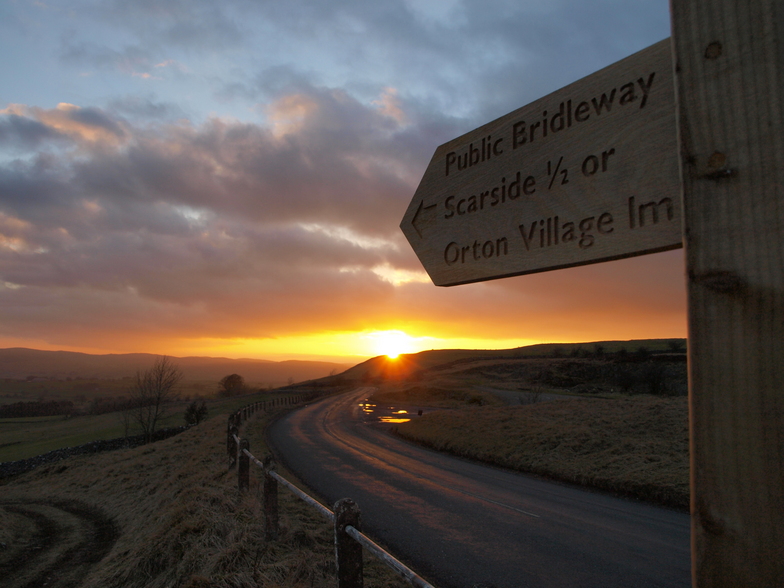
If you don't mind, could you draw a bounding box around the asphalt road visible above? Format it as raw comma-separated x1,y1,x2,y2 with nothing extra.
268,387,691,588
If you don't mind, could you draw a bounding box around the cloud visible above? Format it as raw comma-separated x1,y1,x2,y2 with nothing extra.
60,40,155,76
0,112,69,151
0,0,682,355
107,96,185,121
1,103,126,147
95,0,246,51
0,86,435,346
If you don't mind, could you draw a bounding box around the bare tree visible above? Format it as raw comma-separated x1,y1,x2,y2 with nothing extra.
131,356,183,442
118,405,133,439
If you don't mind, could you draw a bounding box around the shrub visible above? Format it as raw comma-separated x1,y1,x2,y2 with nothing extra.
184,400,208,425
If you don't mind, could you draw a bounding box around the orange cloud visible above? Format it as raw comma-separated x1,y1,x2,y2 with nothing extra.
373,88,407,124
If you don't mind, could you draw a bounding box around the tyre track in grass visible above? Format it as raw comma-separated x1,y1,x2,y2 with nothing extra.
0,499,120,588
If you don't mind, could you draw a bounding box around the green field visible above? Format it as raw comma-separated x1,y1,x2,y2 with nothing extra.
0,377,241,406
0,390,294,463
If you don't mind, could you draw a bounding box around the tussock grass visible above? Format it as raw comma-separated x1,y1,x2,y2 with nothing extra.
395,396,689,509
2,409,409,588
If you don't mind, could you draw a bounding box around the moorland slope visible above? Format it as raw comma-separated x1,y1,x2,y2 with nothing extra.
0,348,352,385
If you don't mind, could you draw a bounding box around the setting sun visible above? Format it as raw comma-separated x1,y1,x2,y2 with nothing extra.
369,330,415,359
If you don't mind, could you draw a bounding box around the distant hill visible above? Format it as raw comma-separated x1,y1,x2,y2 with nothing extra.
0,338,685,389
0,348,353,385
321,338,687,384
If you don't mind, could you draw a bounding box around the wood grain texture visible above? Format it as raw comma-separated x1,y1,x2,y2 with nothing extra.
670,1,784,585
401,39,681,286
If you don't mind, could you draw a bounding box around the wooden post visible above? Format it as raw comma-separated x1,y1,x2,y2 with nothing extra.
334,498,363,588
226,416,234,459
228,425,239,469
670,1,784,585
263,456,279,541
238,439,250,492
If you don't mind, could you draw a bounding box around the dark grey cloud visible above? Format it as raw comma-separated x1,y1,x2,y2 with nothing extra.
0,115,69,150
28,88,430,238
67,106,126,138
0,91,419,310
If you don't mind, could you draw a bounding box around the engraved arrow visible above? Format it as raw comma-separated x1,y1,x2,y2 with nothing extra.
412,200,437,238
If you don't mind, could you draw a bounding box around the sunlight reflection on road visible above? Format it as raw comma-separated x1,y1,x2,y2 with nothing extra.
358,400,413,423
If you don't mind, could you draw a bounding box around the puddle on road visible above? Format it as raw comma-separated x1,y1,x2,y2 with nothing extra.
358,400,427,424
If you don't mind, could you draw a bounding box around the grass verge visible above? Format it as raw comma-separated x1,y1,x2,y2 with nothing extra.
393,395,689,509
1,405,409,588
370,384,505,408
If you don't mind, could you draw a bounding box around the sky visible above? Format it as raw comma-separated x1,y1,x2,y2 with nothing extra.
0,0,685,362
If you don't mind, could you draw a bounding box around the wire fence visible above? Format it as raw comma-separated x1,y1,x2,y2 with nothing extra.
227,396,436,588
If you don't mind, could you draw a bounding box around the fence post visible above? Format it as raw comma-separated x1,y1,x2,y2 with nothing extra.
238,439,250,492
226,416,234,459
263,456,279,541
228,425,239,469
334,498,363,588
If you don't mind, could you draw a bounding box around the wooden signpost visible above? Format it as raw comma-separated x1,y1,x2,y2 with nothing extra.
401,39,681,286
402,1,783,585
671,2,784,586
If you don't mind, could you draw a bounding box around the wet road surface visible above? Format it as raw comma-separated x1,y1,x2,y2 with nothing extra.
268,387,691,588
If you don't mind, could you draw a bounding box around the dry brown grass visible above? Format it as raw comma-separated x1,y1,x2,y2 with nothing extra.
395,396,689,509
370,383,505,408
2,409,409,588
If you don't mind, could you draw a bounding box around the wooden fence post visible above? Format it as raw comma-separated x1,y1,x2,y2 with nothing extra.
226,416,234,459
334,498,363,588
263,456,279,541
228,425,239,469
670,1,784,585
238,439,250,492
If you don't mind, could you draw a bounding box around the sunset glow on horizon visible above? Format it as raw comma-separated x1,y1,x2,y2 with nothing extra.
0,2,683,363
0,328,546,362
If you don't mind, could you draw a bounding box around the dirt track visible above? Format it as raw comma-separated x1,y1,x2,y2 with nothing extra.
0,499,119,588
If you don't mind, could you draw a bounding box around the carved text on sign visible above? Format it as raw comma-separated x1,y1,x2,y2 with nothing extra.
400,39,681,286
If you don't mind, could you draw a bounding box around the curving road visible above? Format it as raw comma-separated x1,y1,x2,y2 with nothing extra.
269,387,691,588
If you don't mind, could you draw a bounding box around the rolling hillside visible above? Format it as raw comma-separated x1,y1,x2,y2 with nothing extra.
0,348,353,385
